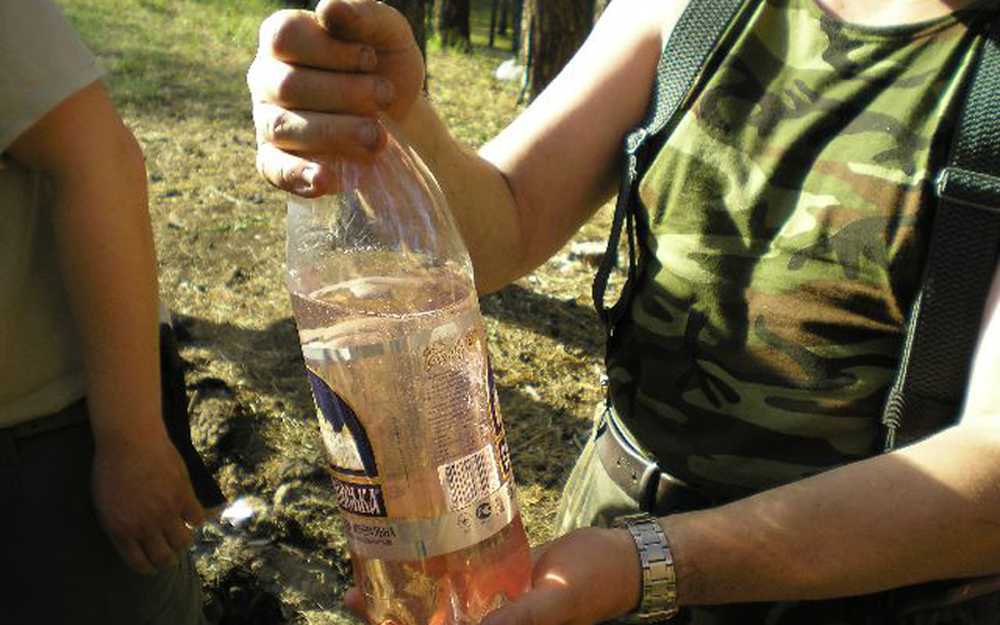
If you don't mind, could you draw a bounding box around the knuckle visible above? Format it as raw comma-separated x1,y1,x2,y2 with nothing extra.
246,58,268,96
279,161,297,190
268,12,303,58
319,117,341,146
269,109,294,141
272,66,299,104
245,59,258,91
259,10,294,52
255,151,270,180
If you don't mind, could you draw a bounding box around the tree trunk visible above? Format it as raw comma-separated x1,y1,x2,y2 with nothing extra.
489,0,498,48
592,0,611,24
521,0,591,100
510,0,523,56
433,0,471,51
383,0,427,62
497,0,510,35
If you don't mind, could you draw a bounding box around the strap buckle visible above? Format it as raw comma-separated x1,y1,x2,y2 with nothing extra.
596,408,706,512
935,166,1000,214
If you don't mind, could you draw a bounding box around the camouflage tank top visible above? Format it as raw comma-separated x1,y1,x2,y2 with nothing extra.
606,0,989,501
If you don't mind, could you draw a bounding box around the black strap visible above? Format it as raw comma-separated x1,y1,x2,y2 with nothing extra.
592,0,758,332
881,16,1000,450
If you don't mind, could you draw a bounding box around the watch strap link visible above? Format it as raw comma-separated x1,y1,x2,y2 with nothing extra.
614,512,679,623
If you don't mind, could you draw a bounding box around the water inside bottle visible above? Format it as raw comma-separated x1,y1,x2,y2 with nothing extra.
291,262,531,625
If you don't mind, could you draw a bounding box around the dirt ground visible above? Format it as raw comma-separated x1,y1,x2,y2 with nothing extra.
59,1,623,622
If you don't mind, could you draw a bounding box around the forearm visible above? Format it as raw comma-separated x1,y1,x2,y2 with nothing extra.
49,127,165,446
663,424,1000,606
392,0,674,294
397,97,528,294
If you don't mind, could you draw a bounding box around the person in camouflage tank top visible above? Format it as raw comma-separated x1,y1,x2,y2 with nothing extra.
247,0,1000,624
606,0,981,502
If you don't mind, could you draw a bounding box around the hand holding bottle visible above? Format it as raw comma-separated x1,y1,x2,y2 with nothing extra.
248,0,426,197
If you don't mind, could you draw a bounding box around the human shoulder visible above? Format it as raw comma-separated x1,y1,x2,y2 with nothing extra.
0,0,104,153
599,0,692,53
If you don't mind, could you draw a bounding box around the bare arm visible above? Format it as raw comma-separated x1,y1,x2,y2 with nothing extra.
10,81,161,449
8,80,204,574
395,0,677,291
249,0,682,293
666,423,1000,605
662,265,1000,604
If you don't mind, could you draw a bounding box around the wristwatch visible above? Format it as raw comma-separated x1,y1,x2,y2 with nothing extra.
612,512,679,623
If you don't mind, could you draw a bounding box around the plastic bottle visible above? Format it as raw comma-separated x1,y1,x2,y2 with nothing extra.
286,133,532,625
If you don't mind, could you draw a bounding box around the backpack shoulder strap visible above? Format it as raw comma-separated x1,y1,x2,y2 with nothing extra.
881,14,1000,450
592,0,760,330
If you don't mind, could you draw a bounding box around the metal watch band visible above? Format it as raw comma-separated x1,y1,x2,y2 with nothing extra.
613,512,679,623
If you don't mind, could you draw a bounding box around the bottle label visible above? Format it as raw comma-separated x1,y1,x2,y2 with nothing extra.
303,306,518,561
342,480,518,561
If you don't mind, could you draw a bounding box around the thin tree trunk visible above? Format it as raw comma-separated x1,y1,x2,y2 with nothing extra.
522,0,591,100
592,0,611,24
510,0,523,55
383,0,427,62
433,0,471,51
489,0,499,48
498,0,510,35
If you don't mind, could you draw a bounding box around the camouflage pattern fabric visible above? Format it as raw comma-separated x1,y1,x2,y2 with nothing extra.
604,0,989,503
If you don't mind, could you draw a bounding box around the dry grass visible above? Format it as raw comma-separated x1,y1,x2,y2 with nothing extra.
60,0,618,621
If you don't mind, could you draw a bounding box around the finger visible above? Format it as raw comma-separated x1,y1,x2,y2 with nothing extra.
114,536,157,575
251,56,394,113
180,487,206,529
480,587,570,625
529,540,553,568
164,518,194,552
254,103,384,156
259,9,377,71
256,142,333,197
344,586,365,618
316,0,414,50
140,532,179,571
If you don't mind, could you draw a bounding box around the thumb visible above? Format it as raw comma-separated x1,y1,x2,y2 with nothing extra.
529,540,553,568
343,586,365,619
178,476,206,528
182,494,206,528
481,587,570,625
315,0,413,49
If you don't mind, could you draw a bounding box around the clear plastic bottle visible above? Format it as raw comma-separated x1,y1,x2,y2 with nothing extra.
286,134,532,625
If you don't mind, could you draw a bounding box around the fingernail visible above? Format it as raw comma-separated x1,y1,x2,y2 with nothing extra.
375,78,395,106
334,1,359,22
359,46,377,71
302,163,321,191
357,121,379,149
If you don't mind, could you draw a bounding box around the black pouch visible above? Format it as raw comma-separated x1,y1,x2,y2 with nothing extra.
159,322,225,510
